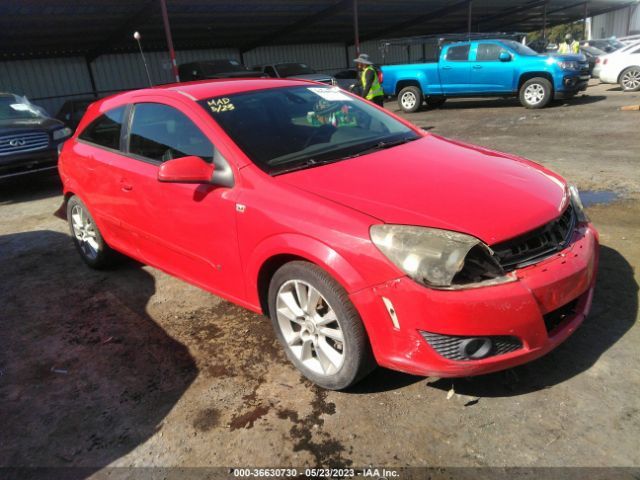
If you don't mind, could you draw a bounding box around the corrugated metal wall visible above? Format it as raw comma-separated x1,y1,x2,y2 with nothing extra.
243,43,347,72
0,57,93,115
591,4,640,38
347,40,429,65
91,48,240,92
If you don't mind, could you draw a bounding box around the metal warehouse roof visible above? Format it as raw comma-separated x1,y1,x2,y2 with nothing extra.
0,0,636,59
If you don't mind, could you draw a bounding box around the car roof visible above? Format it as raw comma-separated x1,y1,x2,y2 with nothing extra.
111,78,324,102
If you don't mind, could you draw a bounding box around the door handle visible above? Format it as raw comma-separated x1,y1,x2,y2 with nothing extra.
442,66,452,70
121,184,133,192
473,65,483,69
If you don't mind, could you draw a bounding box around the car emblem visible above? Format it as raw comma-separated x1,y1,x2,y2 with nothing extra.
9,138,26,147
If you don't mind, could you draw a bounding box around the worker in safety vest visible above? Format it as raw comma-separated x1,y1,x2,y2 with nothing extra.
558,33,580,54
353,53,385,107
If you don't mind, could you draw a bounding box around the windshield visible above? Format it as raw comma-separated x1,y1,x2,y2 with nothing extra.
500,40,538,56
276,63,316,76
0,95,47,121
199,86,419,175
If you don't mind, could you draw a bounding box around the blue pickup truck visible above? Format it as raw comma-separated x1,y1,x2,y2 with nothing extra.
381,39,590,112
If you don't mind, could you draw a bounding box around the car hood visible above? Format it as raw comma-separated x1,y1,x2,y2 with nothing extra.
286,73,334,82
547,53,587,62
278,135,568,245
0,117,64,133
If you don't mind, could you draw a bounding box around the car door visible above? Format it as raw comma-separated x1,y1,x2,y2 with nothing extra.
73,105,134,250
112,98,246,301
439,44,471,94
469,42,515,93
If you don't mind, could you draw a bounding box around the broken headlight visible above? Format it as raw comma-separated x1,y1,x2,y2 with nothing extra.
569,185,589,223
370,225,514,290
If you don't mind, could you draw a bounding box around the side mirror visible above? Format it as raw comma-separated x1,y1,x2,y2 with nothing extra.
499,52,512,62
158,155,214,184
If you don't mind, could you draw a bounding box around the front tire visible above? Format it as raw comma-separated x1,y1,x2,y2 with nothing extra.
268,261,375,390
67,196,116,269
397,86,423,113
620,67,640,92
519,77,553,109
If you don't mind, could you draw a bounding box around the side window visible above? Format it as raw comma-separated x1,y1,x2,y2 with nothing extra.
445,45,470,61
78,106,126,150
476,43,506,61
264,66,277,77
128,103,214,163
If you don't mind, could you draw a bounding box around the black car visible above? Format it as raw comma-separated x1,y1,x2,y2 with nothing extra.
0,93,72,179
178,60,265,81
55,98,94,131
579,45,607,75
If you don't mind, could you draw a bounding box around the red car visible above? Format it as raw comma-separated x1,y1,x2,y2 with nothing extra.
57,79,599,390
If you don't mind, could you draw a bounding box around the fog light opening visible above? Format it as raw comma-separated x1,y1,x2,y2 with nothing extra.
459,337,493,360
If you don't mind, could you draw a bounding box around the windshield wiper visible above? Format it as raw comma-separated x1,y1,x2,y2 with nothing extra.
271,157,341,176
340,136,419,159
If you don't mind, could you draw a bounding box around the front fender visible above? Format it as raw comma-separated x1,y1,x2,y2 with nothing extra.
245,233,368,308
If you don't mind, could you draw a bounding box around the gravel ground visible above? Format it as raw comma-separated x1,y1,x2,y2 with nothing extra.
0,81,638,473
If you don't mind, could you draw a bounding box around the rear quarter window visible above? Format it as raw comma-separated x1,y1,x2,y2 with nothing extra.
78,106,126,150
446,45,470,61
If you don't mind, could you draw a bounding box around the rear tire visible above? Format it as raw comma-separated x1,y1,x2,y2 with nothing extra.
519,77,553,109
268,261,376,390
619,67,640,92
67,196,116,269
426,96,446,108
397,86,423,113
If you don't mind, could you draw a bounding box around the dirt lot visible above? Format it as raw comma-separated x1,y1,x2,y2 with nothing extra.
1,81,639,473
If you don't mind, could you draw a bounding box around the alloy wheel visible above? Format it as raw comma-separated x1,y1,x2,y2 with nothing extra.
276,279,345,376
71,204,99,260
524,83,545,105
401,91,417,110
622,69,640,90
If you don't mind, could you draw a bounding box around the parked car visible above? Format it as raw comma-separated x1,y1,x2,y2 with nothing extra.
333,68,359,90
57,79,598,390
1,92,72,179
580,38,625,53
55,98,94,131
257,62,336,85
598,41,640,91
178,60,264,81
578,45,606,76
381,39,590,112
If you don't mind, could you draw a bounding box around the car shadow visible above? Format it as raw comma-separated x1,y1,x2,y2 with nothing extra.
425,245,637,398
0,230,197,476
0,172,62,206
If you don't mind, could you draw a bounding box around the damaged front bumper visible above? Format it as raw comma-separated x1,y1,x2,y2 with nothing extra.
350,223,599,377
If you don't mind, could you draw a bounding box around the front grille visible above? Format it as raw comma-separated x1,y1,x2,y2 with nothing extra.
543,298,578,334
0,131,50,157
420,331,522,361
491,204,576,271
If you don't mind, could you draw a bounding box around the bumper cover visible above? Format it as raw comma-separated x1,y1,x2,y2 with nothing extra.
350,224,599,377
0,148,58,179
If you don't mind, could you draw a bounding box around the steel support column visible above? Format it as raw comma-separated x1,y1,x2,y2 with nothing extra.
353,0,361,57
159,0,179,82
467,0,473,38
543,1,548,39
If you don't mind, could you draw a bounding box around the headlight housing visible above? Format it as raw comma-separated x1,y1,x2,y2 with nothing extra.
569,185,589,223
370,225,513,290
53,127,72,141
558,61,579,70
